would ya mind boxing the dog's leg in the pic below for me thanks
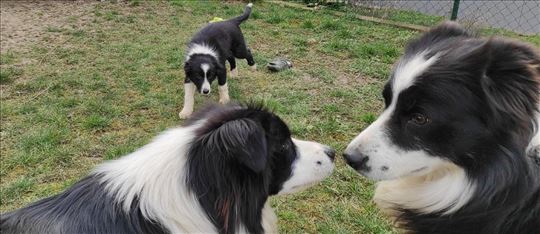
[179,82,196,119]
[246,48,256,71]
[217,68,229,104]
[228,57,237,77]
[261,202,278,234]
[218,83,230,104]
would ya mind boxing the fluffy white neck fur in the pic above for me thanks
[374,162,475,217]
[92,124,277,233]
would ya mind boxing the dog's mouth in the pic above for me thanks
[410,166,428,174]
[283,181,318,195]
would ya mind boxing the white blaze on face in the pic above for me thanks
[201,63,211,94]
[345,52,445,181]
[278,138,334,195]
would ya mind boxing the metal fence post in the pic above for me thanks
[451,0,461,20]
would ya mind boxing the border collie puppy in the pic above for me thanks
[1,104,335,234]
[179,3,257,119]
[344,22,540,233]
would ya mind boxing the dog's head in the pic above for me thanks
[187,103,335,196]
[184,44,224,95]
[344,22,540,181]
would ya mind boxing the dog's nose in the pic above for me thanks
[324,148,336,161]
[343,152,370,171]
[202,89,210,94]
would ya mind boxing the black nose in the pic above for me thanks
[343,153,370,171]
[202,89,209,94]
[324,148,336,161]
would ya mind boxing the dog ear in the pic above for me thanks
[406,21,472,53]
[209,118,268,173]
[184,61,191,74]
[475,40,540,126]
[213,59,226,78]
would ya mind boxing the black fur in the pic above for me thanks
[186,103,297,234]
[184,4,255,92]
[382,22,540,233]
[0,175,167,234]
[1,103,312,234]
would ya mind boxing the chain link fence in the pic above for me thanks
[327,0,539,35]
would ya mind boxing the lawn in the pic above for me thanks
[1,1,538,233]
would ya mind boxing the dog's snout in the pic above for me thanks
[202,89,210,94]
[324,148,336,161]
[344,152,370,172]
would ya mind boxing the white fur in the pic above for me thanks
[261,202,278,234]
[94,124,217,233]
[185,43,218,61]
[345,52,441,181]
[392,52,438,94]
[179,83,196,119]
[90,117,331,233]
[201,63,211,94]
[247,3,253,8]
[374,162,475,215]
[93,123,283,233]
[219,83,230,104]
[345,52,477,215]
[527,111,540,157]
[279,139,334,195]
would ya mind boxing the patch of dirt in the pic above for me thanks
[0,1,97,53]
[337,73,377,86]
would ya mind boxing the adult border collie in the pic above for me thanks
[344,22,540,233]
[1,104,335,234]
[179,3,256,119]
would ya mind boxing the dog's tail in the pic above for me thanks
[230,3,253,25]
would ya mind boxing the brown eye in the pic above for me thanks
[410,113,430,125]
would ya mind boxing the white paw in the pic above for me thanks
[230,69,238,78]
[219,97,230,105]
[250,64,257,71]
[178,110,192,119]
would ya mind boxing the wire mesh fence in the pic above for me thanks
[323,0,540,35]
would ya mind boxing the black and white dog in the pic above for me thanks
[1,104,335,234]
[344,22,540,233]
[179,3,257,119]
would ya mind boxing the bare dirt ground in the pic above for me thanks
[0,1,97,53]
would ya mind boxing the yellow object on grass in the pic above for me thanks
[209,17,224,23]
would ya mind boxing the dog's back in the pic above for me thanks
[189,3,253,59]
[0,175,166,234]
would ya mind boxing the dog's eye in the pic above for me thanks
[410,113,430,125]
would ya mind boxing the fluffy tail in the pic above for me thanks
[230,3,253,25]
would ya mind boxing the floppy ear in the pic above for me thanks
[213,59,226,78]
[208,118,268,172]
[406,21,472,53]
[475,40,540,125]
[184,61,191,74]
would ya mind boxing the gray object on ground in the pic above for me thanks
[267,58,292,72]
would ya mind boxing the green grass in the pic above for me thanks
[1,1,538,233]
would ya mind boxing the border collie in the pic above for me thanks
[344,22,540,233]
[1,104,335,234]
[179,3,256,119]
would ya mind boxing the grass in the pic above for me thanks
[1,1,538,233]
